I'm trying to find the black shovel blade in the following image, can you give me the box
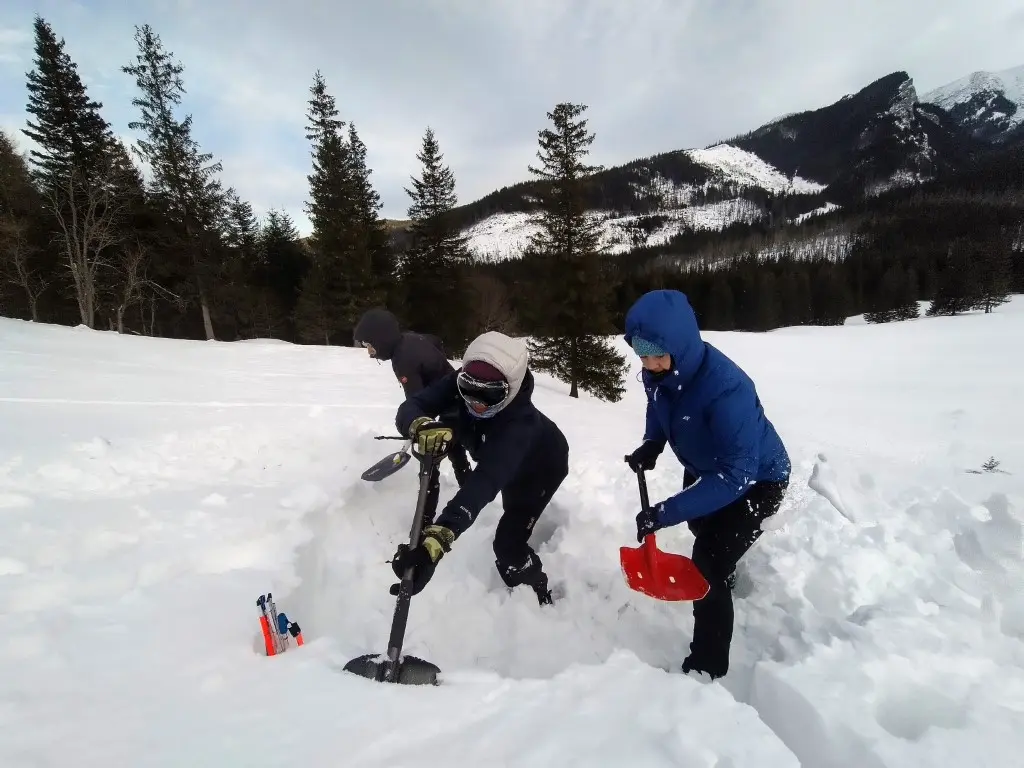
[343,653,440,685]
[360,450,411,482]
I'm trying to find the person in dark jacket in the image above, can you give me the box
[623,289,791,680]
[388,330,569,606]
[353,308,471,520]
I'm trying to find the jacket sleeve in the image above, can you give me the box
[395,372,458,436]
[642,398,667,449]
[654,383,760,526]
[435,414,536,538]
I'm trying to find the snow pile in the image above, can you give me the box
[688,144,826,194]
[1,297,1022,766]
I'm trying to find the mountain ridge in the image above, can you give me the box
[399,65,1020,262]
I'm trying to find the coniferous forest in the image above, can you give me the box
[1,17,1022,402]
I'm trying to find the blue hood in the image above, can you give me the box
[624,290,706,384]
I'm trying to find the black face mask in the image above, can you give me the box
[648,368,671,381]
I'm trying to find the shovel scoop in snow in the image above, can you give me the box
[344,443,450,686]
[619,464,709,602]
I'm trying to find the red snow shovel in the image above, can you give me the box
[619,463,709,602]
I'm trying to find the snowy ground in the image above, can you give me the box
[1,299,1022,767]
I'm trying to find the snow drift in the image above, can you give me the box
[0,298,1022,767]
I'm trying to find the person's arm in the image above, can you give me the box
[392,360,424,396]
[642,397,668,451]
[654,383,760,525]
[434,414,537,537]
[395,372,459,436]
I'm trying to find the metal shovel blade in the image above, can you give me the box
[360,449,411,482]
[342,653,440,686]
[619,536,710,602]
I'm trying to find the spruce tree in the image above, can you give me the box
[345,122,392,312]
[293,71,352,344]
[974,241,1013,313]
[928,239,981,316]
[23,16,114,189]
[122,23,226,340]
[401,126,472,352]
[524,102,627,401]
[293,75,388,344]
[260,209,308,335]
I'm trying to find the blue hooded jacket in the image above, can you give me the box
[624,290,790,526]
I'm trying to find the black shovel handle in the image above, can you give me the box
[382,438,452,682]
[625,455,651,511]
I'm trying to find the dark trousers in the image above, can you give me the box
[423,444,471,526]
[684,477,789,678]
[492,458,569,591]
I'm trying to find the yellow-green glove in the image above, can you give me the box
[408,416,453,456]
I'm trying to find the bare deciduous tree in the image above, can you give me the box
[0,215,48,321]
[46,163,126,328]
[113,238,183,334]
[468,271,516,334]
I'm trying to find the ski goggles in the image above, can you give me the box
[456,370,509,415]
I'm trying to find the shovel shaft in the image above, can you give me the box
[382,442,449,683]
[634,468,660,570]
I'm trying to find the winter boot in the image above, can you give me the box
[682,655,720,682]
[497,552,553,607]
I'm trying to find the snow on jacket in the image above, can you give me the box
[395,332,569,538]
[624,290,790,525]
[353,308,455,395]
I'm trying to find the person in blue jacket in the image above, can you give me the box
[623,289,791,680]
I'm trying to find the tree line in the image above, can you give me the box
[1,15,1021,404]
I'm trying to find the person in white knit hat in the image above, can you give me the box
[389,330,569,606]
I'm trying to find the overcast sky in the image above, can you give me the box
[1,0,1022,234]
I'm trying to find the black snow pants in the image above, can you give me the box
[684,477,789,678]
[492,442,569,601]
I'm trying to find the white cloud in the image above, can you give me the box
[0,0,1022,237]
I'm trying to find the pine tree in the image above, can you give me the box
[22,16,115,189]
[892,267,920,321]
[260,209,308,336]
[974,240,1013,313]
[293,75,388,344]
[23,15,131,328]
[293,71,352,344]
[928,239,980,316]
[523,102,627,401]
[401,126,472,352]
[122,23,226,340]
[345,122,392,313]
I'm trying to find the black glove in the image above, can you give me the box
[389,524,455,595]
[635,506,663,543]
[625,440,662,472]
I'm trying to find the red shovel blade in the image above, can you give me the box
[619,535,709,602]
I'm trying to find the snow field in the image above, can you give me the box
[0,299,1022,766]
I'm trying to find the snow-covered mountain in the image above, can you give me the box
[922,65,1024,144]
[452,69,993,262]
[462,144,827,261]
